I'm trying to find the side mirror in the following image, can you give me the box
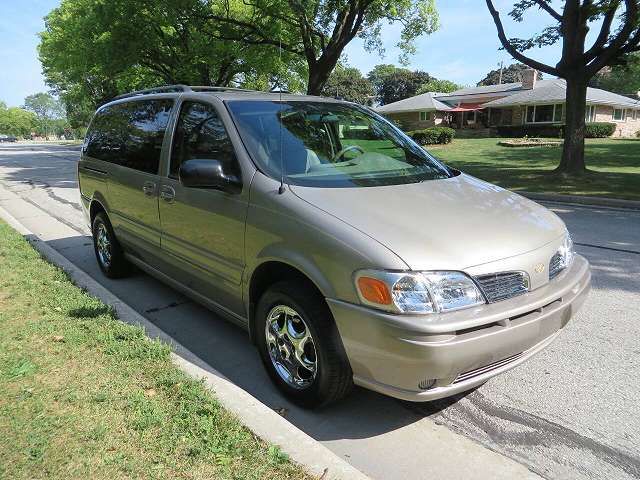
[178,159,242,193]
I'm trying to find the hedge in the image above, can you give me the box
[409,127,455,145]
[496,122,616,139]
[584,122,616,138]
[496,124,564,138]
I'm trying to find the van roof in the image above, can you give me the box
[109,84,345,105]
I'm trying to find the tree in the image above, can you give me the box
[322,66,374,104]
[377,69,432,105]
[477,63,543,86]
[0,105,37,138]
[208,1,440,95]
[367,64,399,92]
[23,93,64,137]
[590,52,640,94]
[486,0,640,175]
[38,0,292,120]
[417,78,462,93]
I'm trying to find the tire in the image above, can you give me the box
[255,280,353,408]
[92,211,131,279]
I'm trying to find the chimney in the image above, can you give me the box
[522,69,537,90]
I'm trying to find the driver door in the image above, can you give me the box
[158,100,248,316]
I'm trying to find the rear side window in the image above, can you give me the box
[85,99,173,174]
[169,101,238,178]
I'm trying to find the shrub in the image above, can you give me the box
[496,122,616,139]
[584,122,616,138]
[496,124,564,138]
[409,126,455,145]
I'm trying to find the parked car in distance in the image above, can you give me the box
[78,85,591,408]
[0,134,17,142]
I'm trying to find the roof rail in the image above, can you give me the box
[190,86,260,93]
[113,84,263,101]
[113,85,192,100]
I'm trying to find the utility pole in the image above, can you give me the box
[498,60,504,85]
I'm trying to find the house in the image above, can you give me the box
[377,69,640,137]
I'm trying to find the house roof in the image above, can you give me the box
[481,79,640,109]
[438,82,524,97]
[375,92,452,114]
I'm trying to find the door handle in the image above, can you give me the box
[160,185,176,203]
[142,181,156,196]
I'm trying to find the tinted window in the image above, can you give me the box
[170,102,238,178]
[85,99,173,174]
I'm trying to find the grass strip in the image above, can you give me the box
[0,221,312,480]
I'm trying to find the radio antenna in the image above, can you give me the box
[277,31,285,195]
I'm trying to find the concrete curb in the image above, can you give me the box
[521,191,640,210]
[0,204,370,480]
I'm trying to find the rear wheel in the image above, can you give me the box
[255,281,353,408]
[92,212,131,278]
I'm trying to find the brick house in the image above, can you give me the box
[377,69,640,137]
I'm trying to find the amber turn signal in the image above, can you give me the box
[357,276,392,305]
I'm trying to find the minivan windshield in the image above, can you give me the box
[226,100,452,187]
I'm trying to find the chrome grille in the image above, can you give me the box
[549,252,564,280]
[475,271,529,303]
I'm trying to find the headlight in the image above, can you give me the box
[355,270,486,315]
[552,232,575,278]
[559,232,575,268]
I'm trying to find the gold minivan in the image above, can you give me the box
[79,85,591,407]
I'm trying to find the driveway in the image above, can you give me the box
[1,143,639,480]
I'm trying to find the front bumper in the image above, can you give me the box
[328,255,591,402]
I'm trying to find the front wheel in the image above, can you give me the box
[255,281,353,408]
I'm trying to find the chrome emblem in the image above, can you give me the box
[534,263,545,274]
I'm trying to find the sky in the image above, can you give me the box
[0,0,575,107]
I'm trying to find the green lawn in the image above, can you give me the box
[427,138,640,201]
[0,222,311,480]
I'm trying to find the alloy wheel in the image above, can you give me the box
[96,223,112,268]
[265,305,318,389]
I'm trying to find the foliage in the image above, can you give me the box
[38,0,296,125]
[0,105,37,138]
[590,53,640,95]
[497,122,614,140]
[496,124,565,138]
[321,66,374,104]
[477,63,542,86]
[584,122,616,138]
[485,0,640,175]
[417,78,462,94]
[23,92,66,137]
[208,1,440,94]
[409,127,455,145]
[371,66,433,105]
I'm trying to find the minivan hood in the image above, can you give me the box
[290,174,566,270]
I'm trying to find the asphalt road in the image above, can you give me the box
[1,143,639,480]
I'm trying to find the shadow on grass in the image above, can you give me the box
[68,305,115,319]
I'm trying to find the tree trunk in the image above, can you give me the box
[306,52,340,95]
[556,76,588,174]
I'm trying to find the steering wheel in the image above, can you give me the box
[332,145,365,162]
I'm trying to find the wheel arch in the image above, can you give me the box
[246,259,330,343]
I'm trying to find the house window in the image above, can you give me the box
[633,110,638,121]
[553,104,563,122]
[525,104,564,124]
[466,111,476,124]
[419,111,430,121]
[613,108,625,121]
[585,105,596,122]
